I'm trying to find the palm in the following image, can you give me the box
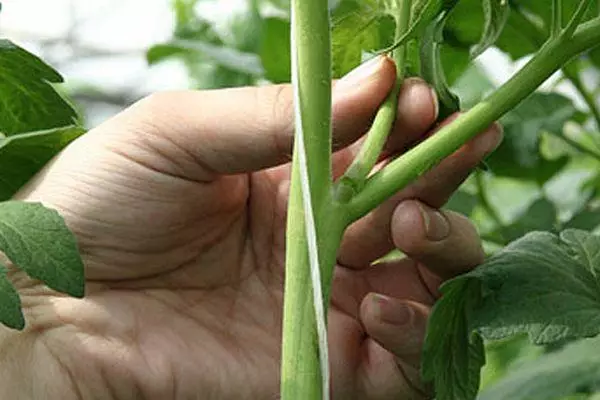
[10,79,498,399]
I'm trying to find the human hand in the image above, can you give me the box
[1,56,501,399]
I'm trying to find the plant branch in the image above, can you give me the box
[334,1,412,202]
[563,0,594,38]
[346,17,600,221]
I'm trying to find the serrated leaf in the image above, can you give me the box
[0,126,85,200]
[487,93,576,183]
[0,40,78,136]
[478,336,600,400]
[260,17,291,83]
[471,0,510,58]
[424,229,600,400]
[0,201,84,298]
[0,262,24,330]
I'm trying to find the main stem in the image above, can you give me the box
[281,0,339,398]
[347,18,600,220]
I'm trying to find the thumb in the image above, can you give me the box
[98,56,397,181]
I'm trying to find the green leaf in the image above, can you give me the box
[377,0,449,55]
[0,40,78,136]
[260,17,291,83]
[422,278,485,400]
[471,230,600,343]
[492,198,558,243]
[470,0,510,58]
[147,40,264,76]
[445,189,478,216]
[424,229,600,400]
[331,0,395,77]
[0,262,24,330]
[0,126,85,200]
[487,93,576,184]
[0,201,85,298]
[478,336,600,400]
[564,206,600,231]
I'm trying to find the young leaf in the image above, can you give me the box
[424,229,600,400]
[331,0,395,77]
[377,0,448,54]
[0,40,78,135]
[419,3,461,120]
[470,0,510,58]
[478,335,600,400]
[0,126,85,200]
[0,201,85,298]
[0,262,25,330]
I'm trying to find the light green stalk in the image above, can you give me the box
[335,1,413,202]
[346,17,600,221]
[281,0,337,398]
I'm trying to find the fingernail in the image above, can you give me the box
[337,56,386,91]
[417,203,450,241]
[430,87,439,121]
[399,78,439,122]
[373,294,412,326]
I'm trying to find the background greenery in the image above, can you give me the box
[1,0,599,398]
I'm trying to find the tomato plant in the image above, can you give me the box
[1,0,600,399]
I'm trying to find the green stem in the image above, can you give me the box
[563,0,594,38]
[281,0,336,398]
[334,1,412,202]
[346,17,600,221]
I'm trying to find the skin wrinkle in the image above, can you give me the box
[40,337,83,400]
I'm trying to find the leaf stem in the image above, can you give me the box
[563,0,594,38]
[334,1,412,202]
[346,17,600,221]
[552,0,563,38]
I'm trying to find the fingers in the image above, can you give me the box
[337,123,501,268]
[360,294,429,367]
[390,200,484,278]
[100,56,397,181]
[355,294,432,399]
[331,77,438,179]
